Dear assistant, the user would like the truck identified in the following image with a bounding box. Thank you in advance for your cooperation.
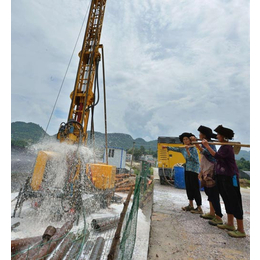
[157,136,186,185]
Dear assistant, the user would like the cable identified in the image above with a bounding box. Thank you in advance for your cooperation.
[43,1,91,139]
[89,59,100,152]
[101,46,108,165]
[162,164,175,187]
[93,60,100,107]
[75,206,87,260]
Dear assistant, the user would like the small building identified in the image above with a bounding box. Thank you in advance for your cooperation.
[144,155,154,161]
[103,146,126,170]
[139,154,156,167]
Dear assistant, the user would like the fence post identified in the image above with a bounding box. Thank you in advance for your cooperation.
[107,186,134,260]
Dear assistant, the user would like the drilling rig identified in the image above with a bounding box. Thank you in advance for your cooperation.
[12,0,115,223]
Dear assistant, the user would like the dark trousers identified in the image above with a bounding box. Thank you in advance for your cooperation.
[185,171,202,207]
[216,174,243,220]
[204,186,223,217]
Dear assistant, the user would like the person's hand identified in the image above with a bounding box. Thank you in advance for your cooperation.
[201,139,209,147]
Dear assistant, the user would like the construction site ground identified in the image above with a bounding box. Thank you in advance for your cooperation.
[10,166,250,259]
[147,168,250,260]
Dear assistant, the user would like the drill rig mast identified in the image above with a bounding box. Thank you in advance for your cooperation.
[13,0,114,221]
[57,0,107,145]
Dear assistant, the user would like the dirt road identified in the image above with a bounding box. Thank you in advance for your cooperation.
[148,168,250,260]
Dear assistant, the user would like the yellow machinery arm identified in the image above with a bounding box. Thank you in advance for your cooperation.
[30,0,115,193]
[57,0,107,145]
[13,1,115,221]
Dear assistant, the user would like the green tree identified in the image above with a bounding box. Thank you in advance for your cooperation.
[140,146,145,155]
[133,149,142,160]
[236,157,250,171]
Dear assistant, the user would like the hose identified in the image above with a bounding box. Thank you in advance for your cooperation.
[75,206,87,260]
[162,164,175,187]
[93,60,100,107]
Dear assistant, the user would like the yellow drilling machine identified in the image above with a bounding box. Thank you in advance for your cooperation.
[12,0,115,224]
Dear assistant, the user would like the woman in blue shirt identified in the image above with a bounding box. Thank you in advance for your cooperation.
[163,132,202,214]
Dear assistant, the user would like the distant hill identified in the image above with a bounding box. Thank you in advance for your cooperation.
[92,132,157,151]
[11,121,157,151]
[235,150,250,161]
[11,121,49,147]
[11,122,250,160]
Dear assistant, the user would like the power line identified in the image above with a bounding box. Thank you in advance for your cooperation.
[44,1,91,138]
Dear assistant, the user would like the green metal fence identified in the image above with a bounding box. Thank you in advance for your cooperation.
[117,161,150,260]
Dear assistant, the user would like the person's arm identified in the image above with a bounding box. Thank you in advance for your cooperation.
[166,146,182,153]
[162,145,181,153]
[185,145,191,156]
[201,144,216,162]
[213,145,234,161]
[202,140,234,160]
[202,144,216,156]
[201,139,216,156]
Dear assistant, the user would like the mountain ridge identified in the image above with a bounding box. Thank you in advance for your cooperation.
[11,121,157,151]
[11,121,250,161]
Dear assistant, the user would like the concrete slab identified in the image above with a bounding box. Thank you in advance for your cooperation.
[148,168,250,260]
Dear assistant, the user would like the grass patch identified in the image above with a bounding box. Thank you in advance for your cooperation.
[239,178,250,188]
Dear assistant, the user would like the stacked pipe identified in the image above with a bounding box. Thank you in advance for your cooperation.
[91,217,120,232]
[89,237,105,260]
[12,221,74,260]
[50,233,75,260]
[29,220,74,260]
[11,236,42,256]
[115,174,136,192]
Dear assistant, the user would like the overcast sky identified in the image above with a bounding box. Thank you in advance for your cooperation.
[11,0,250,143]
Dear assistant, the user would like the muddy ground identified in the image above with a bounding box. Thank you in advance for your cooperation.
[148,168,250,260]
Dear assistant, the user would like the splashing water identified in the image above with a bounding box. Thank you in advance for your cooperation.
[25,139,106,222]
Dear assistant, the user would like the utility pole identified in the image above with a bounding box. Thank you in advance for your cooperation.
[130,141,135,174]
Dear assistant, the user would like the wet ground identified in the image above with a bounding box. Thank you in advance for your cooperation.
[11,151,250,259]
[148,168,250,260]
